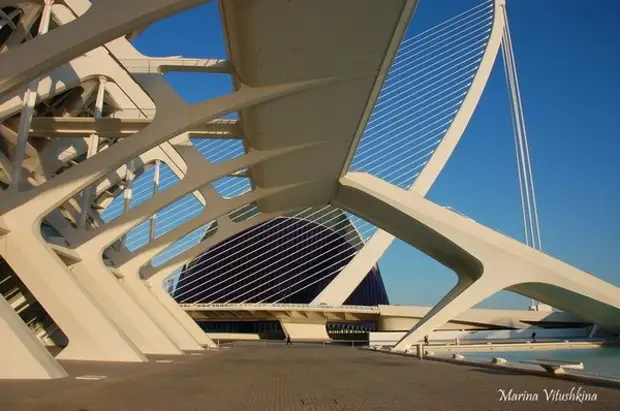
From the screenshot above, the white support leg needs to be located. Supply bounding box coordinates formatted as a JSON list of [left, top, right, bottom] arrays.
[[78, 76, 107, 228], [120, 273, 210, 350], [121, 159, 135, 246], [148, 282, 215, 345], [10, 87, 36, 191], [393, 276, 506, 351], [140, 213, 286, 348], [0, 291, 67, 379], [313, 230, 393, 305], [0, 224, 146, 362], [334, 172, 620, 352], [70, 257, 183, 355], [9, 0, 54, 192], [149, 159, 160, 241]]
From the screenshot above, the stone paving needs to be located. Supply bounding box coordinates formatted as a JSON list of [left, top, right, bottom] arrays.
[[1, 343, 619, 411]]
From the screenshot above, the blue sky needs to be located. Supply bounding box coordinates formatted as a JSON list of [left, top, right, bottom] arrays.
[[130, 0, 620, 309]]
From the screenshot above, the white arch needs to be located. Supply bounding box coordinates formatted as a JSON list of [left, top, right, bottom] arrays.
[[315, 0, 506, 305]]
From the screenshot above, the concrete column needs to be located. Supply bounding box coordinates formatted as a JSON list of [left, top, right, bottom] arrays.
[[78, 76, 107, 228], [0, 72, 331, 369], [334, 172, 620, 352], [120, 272, 208, 350], [0, 288, 67, 379], [9, 0, 54, 192], [106, 189, 278, 351], [112, 260, 210, 350], [122, 159, 135, 246], [149, 160, 160, 241], [138, 213, 282, 348], [148, 271, 216, 347], [70, 256, 183, 355], [0, 220, 146, 362], [394, 278, 504, 351], [106, 187, 294, 351]]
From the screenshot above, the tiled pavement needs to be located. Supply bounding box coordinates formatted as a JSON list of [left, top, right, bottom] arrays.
[[1, 343, 619, 411]]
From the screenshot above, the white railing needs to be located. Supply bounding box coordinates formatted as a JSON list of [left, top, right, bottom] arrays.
[[180, 302, 380, 312], [107, 108, 156, 119], [445, 206, 526, 244], [444, 205, 476, 222], [106, 109, 240, 124], [118, 58, 228, 73]]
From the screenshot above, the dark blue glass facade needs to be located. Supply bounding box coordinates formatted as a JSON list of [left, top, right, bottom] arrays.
[[174, 216, 389, 305]]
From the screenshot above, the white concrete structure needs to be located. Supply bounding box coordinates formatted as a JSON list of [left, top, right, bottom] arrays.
[[182, 302, 594, 343], [0, 0, 618, 380]]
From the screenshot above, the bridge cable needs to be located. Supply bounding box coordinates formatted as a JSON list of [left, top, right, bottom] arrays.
[[500, 3, 544, 308]]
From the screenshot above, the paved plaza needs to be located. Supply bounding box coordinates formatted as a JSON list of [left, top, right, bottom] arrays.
[[1, 344, 619, 411]]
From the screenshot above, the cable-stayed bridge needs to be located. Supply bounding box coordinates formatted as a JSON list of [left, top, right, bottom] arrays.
[[0, 0, 618, 382]]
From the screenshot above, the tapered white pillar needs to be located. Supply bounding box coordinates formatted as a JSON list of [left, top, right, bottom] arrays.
[[70, 257, 184, 355], [9, 0, 54, 192], [148, 278, 216, 347], [0, 290, 67, 379], [149, 160, 160, 241], [120, 272, 207, 350], [393, 277, 505, 351], [122, 159, 135, 246], [78, 76, 107, 228], [0, 222, 147, 362]]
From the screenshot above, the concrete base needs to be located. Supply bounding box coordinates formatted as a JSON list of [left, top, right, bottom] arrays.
[[280, 321, 330, 342]]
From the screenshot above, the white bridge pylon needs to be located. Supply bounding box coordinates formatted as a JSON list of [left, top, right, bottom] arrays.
[[0, 0, 617, 381], [326, 0, 620, 351]]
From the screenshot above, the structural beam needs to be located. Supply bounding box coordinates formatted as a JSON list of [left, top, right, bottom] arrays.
[[78, 76, 107, 228], [334, 172, 620, 351], [28, 117, 243, 139], [149, 160, 161, 241], [9, 0, 54, 192], [119, 58, 230, 74], [0, 3, 41, 53]]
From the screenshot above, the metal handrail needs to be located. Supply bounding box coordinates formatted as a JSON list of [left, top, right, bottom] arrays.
[[180, 302, 380, 312], [118, 58, 227, 73], [445, 206, 476, 222], [106, 109, 241, 123], [445, 206, 531, 246], [211, 339, 372, 349], [107, 108, 156, 119]]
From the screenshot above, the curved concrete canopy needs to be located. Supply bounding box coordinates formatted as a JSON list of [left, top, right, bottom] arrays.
[[0, 0, 421, 378], [0, 0, 617, 379]]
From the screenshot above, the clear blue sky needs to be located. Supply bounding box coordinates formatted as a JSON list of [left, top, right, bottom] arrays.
[[130, 0, 620, 310]]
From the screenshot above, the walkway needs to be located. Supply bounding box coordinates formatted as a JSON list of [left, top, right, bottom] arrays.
[[1, 343, 619, 410]]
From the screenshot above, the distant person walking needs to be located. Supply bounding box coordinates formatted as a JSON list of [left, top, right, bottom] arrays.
[[424, 335, 429, 346], [531, 331, 537, 343], [285, 335, 292, 346]]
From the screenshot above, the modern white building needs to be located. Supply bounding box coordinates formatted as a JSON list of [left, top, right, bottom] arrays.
[[0, 0, 619, 380]]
